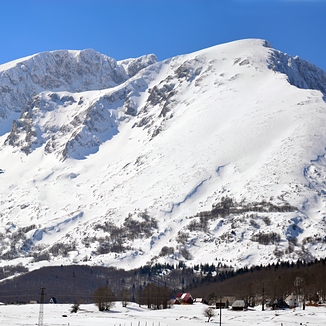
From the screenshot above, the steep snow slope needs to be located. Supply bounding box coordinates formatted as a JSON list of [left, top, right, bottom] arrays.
[[0, 39, 326, 272]]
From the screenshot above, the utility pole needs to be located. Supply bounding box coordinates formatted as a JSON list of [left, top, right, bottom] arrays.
[[38, 287, 46, 326], [262, 282, 265, 311], [219, 295, 222, 326]]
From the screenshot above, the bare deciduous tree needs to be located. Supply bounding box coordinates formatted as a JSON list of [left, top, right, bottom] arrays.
[[120, 288, 129, 307], [140, 283, 171, 309], [203, 307, 215, 322], [93, 286, 115, 311]]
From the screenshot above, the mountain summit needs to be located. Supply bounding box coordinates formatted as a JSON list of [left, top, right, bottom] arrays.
[[0, 39, 326, 272]]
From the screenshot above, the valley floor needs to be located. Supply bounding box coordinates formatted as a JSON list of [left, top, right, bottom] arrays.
[[0, 302, 324, 326]]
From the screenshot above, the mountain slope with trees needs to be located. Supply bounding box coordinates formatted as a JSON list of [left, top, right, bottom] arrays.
[[0, 39, 326, 272]]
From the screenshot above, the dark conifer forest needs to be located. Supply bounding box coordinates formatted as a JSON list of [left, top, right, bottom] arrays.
[[0, 259, 324, 305]]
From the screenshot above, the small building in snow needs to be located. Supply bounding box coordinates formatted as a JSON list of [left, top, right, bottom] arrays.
[[49, 297, 57, 304], [231, 299, 248, 311], [194, 297, 208, 304], [175, 293, 194, 304], [216, 296, 236, 309], [267, 298, 289, 310], [285, 294, 302, 308]]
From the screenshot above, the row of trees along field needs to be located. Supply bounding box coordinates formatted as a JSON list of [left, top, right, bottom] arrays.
[[89, 283, 171, 311]]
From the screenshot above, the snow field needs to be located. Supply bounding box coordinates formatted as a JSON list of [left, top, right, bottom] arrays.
[[0, 302, 325, 326]]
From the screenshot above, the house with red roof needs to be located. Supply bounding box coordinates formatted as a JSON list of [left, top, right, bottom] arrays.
[[175, 292, 194, 304]]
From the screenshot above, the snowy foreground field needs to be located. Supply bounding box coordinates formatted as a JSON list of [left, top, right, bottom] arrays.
[[0, 302, 325, 326]]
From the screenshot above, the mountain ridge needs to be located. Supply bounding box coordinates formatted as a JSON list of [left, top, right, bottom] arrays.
[[0, 39, 326, 274], [0, 48, 157, 123]]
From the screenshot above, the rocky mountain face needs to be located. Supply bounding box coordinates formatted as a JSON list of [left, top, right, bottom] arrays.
[[1, 50, 157, 158], [0, 49, 156, 119], [0, 39, 326, 274]]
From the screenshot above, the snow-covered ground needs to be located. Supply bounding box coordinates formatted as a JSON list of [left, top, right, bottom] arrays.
[[0, 302, 324, 326]]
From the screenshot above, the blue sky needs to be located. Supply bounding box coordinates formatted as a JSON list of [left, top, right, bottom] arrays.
[[0, 0, 325, 71]]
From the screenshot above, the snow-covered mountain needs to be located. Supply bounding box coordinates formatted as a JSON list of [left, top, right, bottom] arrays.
[[1, 39, 326, 273]]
